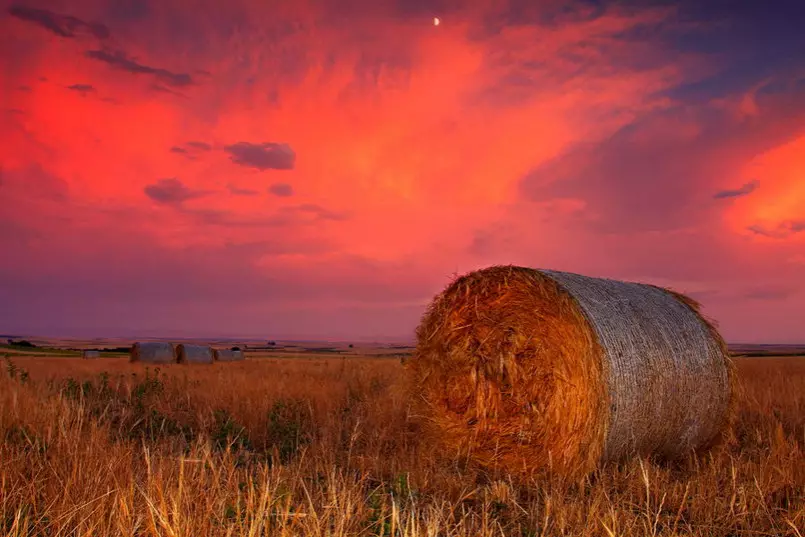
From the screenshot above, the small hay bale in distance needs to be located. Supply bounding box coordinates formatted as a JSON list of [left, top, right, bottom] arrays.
[[176, 344, 214, 364], [213, 348, 244, 362], [130, 342, 177, 364], [406, 265, 734, 477], [82, 350, 100, 359]]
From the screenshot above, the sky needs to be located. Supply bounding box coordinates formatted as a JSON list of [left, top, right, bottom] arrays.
[[1, 0, 803, 343]]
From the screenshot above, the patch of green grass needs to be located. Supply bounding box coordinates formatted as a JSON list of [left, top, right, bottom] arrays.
[[0, 344, 80, 356], [266, 398, 313, 464]]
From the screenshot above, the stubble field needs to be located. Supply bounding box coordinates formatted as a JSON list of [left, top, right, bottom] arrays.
[[1, 352, 803, 536]]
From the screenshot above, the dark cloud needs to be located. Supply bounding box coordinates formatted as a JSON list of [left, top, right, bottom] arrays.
[[85, 49, 193, 87], [227, 184, 259, 196], [66, 83, 96, 94], [269, 183, 294, 197], [713, 179, 759, 199], [224, 142, 295, 171], [748, 220, 805, 239], [17, 85, 32, 92], [169, 146, 188, 154], [143, 178, 209, 205], [187, 141, 212, 151], [8, 5, 110, 39]]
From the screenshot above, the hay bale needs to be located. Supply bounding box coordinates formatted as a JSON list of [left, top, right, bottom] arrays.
[[213, 348, 244, 362], [130, 342, 177, 364], [407, 265, 734, 477], [82, 350, 100, 359], [176, 344, 213, 364]]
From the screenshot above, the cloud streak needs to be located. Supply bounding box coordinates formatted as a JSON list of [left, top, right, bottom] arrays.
[[714, 180, 759, 199], [66, 83, 96, 95], [8, 5, 110, 39], [85, 50, 194, 87]]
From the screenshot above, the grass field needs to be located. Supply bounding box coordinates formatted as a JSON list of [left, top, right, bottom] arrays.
[[1, 353, 803, 536]]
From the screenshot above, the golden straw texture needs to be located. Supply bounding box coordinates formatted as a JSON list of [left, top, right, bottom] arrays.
[[407, 265, 734, 477]]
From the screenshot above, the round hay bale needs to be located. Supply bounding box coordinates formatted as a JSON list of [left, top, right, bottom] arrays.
[[176, 344, 213, 364], [82, 350, 100, 359], [213, 348, 244, 362], [407, 265, 734, 477], [130, 342, 177, 364]]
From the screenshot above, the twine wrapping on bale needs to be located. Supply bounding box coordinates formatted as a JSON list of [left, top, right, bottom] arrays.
[[82, 350, 100, 359], [130, 342, 177, 364], [176, 344, 214, 364], [406, 265, 734, 477], [213, 349, 244, 362]]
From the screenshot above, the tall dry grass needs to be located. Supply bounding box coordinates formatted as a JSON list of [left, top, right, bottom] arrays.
[[1, 355, 803, 536]]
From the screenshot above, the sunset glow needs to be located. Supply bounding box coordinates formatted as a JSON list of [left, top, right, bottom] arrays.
[[1, 0, 804, 342]]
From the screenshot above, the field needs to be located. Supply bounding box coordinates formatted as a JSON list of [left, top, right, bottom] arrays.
[[1, 347, 803, 536]]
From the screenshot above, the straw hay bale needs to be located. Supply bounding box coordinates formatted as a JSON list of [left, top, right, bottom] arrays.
[[176, 344, 214, 364], [130, 342, 177, 364], [407, 265, 734, 477], [213, 348, 244, 362], [82, 350, 100, 359]]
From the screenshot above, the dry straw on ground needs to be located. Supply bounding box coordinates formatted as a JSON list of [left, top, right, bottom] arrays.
[[81, 350, 100, 359], [130, 342, 177, 364], [213, 349, 244, 362], [177, 344, 214, 364], [407, 265, 735, 477]]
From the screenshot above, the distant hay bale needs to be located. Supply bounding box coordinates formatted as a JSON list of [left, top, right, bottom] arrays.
[[130, 342, 177, 364], [82, 350, 100, 359], [407, 265, 735, 477], [213, 348, 244, 362], [176, 344, 214, 364]]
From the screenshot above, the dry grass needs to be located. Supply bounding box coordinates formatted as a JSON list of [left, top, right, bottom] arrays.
[[1, 354, 803, 536]]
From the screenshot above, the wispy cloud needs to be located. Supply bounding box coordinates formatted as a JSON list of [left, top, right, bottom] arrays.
[[8, 5, 109, 39], [66, 83, 96, 95], [86, 50, 193, 87], [747, 220, 805, 239], [713, 180, 759, 199]]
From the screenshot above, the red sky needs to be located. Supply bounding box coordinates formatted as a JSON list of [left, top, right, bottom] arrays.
[[1, 0, 804, 342]]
